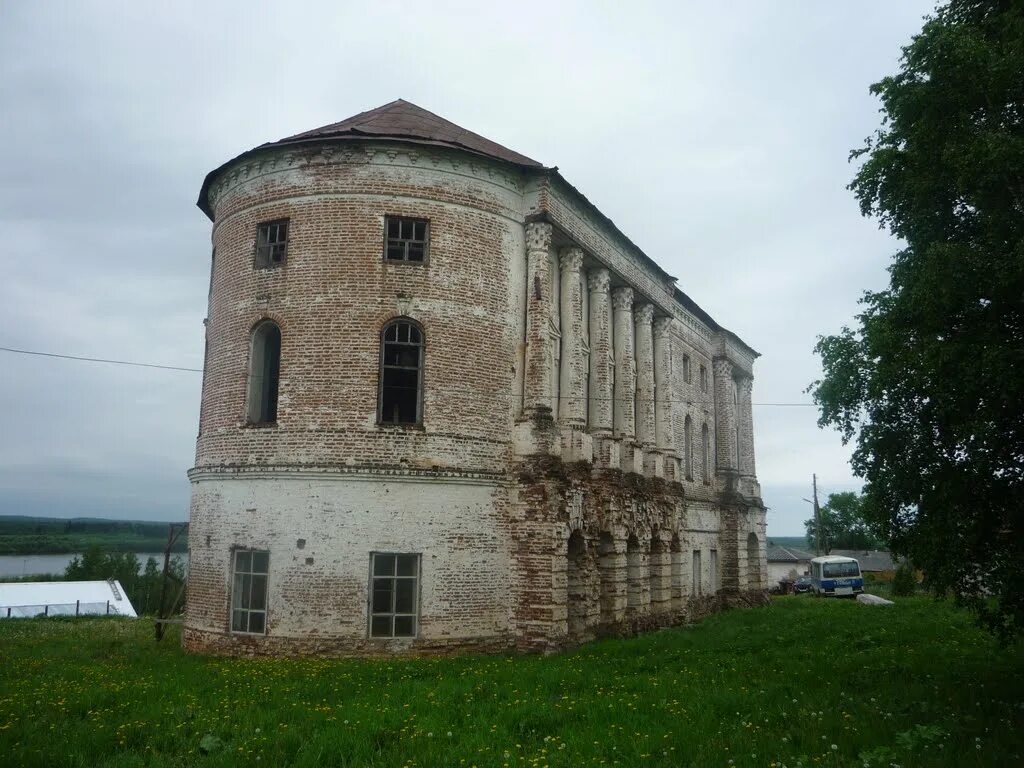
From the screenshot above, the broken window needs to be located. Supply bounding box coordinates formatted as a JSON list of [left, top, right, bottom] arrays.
[[369, 553, 420, 638], [682, 354, 692, 384], [378, 319, 424, 425], [247, 320, 281, 424], [255, 219, 289, 268], [384, 216, 429, 262], [699, 364, 708, 393], [231, 549, 269, 634]]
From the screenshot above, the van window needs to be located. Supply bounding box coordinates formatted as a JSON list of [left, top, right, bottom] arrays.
[[823, 561, 860, 578]]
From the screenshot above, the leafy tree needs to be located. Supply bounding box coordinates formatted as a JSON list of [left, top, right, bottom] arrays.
[[810, 0, 1024, 635], [804, 491, 883, 553]]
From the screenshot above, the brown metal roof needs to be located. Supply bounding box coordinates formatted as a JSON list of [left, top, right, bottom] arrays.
[[277, 99, 543, 168]]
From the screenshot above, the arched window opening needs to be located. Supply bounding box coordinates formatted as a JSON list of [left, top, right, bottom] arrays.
[[247, 321, 281, 424], [701, 423, 710, 484], [626, 535, 643, 614], [566, 531, 588, 642], [649, 535, 669, 616], [597, 532, 617, 630], [379, 319, 424, 425], [684, 415, 693, 480], [670, 534, 683, 613]]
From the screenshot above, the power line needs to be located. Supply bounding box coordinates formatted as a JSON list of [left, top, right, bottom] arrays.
[[0, 346, 202, 373], [0, 345, 818, 407]]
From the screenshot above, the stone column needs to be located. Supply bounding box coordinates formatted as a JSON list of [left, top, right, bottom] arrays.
[[634, 304, 658, 476], [653, 317, 676, 478], [558, 248, 586, 427], [587, 269, 613, 433], [612, 287, 640, 472], [736, 375, 755, 477], [588, 269, 618, 469], [612, 287, 635, 439], [713, 357, 738, 477], [634, 304, 656, 448], [523, 222, 554, 414]]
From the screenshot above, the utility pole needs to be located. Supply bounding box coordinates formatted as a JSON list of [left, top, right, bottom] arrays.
[[813, 473, 822, 556]]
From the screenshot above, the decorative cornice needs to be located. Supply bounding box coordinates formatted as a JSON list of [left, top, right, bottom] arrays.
[[611, 286, 634, 311], [207, 142, 525, 218], [188, 464, 506, 486]]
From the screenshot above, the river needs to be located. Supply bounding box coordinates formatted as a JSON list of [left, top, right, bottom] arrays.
[[0, 552, 189, 578]]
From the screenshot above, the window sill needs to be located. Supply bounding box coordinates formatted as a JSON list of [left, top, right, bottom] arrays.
[[376, 422, 425, 431], [241, 421, 278, 429]]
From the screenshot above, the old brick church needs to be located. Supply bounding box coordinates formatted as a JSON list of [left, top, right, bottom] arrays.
[[185, 99, 766, 655]]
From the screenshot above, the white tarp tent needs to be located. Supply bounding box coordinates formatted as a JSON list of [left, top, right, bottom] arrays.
[[0, 579, 137, 618]]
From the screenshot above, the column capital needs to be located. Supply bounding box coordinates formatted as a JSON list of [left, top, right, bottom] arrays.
[[587, 267, 611, 293], [634, 303, 654, 325], [653, 316, 674, 338], [560, 246, 584, 273], [525, 221, 552, 253], [611, 286, 634, 311]]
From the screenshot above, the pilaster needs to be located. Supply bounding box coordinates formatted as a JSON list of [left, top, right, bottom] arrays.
[[523, 222, 554, 414], [612, 287, 640, 473], [558, 247, 587, 428]]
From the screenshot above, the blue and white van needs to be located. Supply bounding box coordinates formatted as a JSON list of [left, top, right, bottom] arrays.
[[809, 556, 864, 597]]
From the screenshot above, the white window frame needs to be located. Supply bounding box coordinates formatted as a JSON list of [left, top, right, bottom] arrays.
[[369, 552, 421, 638], [231, 549, 269, 635]]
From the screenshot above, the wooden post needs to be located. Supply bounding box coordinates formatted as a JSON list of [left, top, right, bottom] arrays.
[[76, 599, 80, 616], [106, 601, 110, 615], [44, 605, 48, 616]]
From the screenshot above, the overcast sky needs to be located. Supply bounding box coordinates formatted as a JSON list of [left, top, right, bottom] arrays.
[[0, 1, 936, 535]]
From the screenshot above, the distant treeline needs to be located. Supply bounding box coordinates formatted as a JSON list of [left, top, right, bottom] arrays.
[[0, 516, 188, 555]]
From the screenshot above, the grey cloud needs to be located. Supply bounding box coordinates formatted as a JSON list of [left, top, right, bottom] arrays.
[[0, 0, 934, 530]]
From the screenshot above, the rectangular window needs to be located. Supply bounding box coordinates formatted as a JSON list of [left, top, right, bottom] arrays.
[[700, 365, 708, 393], [710, 549, 719, 594], [682, 354, 692, 384], [231, 549, 269, 634], [369, 553, 420, 638], [255, 219, 289, 268], [384, 216, 429, 262], [692, 549, 702, 596]]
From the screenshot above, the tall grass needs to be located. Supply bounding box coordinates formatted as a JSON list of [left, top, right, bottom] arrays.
[[0, 598, 1020, 767]]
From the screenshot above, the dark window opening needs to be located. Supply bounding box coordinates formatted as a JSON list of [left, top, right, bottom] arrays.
[[255, 219, 289, 268], [248, 321, 281, 423], [384, 216, 429, 262], [379, 320, 423, 425], [370, 553, 420, 638]]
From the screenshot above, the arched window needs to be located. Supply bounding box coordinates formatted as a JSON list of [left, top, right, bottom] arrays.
[[701, 422, 710, 484], [247, 320, 281, 424], [684, 415, 693, 480], [379, 319, 424, 425]]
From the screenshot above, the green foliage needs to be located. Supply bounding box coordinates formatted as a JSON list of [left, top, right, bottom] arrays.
[[804, 491, 883, 553], [810, 0, 1024, 636], [0, 516, 187, 555], [0, 599, 1021, 767], [892, 562, 919, 597], [62, 549, 180, 616]]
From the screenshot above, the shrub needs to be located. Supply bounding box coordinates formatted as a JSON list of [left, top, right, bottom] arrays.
[[892, 562, 917, 597]]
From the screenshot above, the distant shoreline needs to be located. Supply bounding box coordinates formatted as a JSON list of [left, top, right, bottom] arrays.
[[0, 515, 188, 556]]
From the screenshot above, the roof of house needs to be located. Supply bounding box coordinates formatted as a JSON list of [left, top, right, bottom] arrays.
[[830, 550, 897, 572], [766, 544, 815, 563], [277, 99, 544, 168], [0, 580, 137, 618]]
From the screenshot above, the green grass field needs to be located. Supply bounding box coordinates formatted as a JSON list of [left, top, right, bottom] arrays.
[[1, 598, 1021, 767]]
